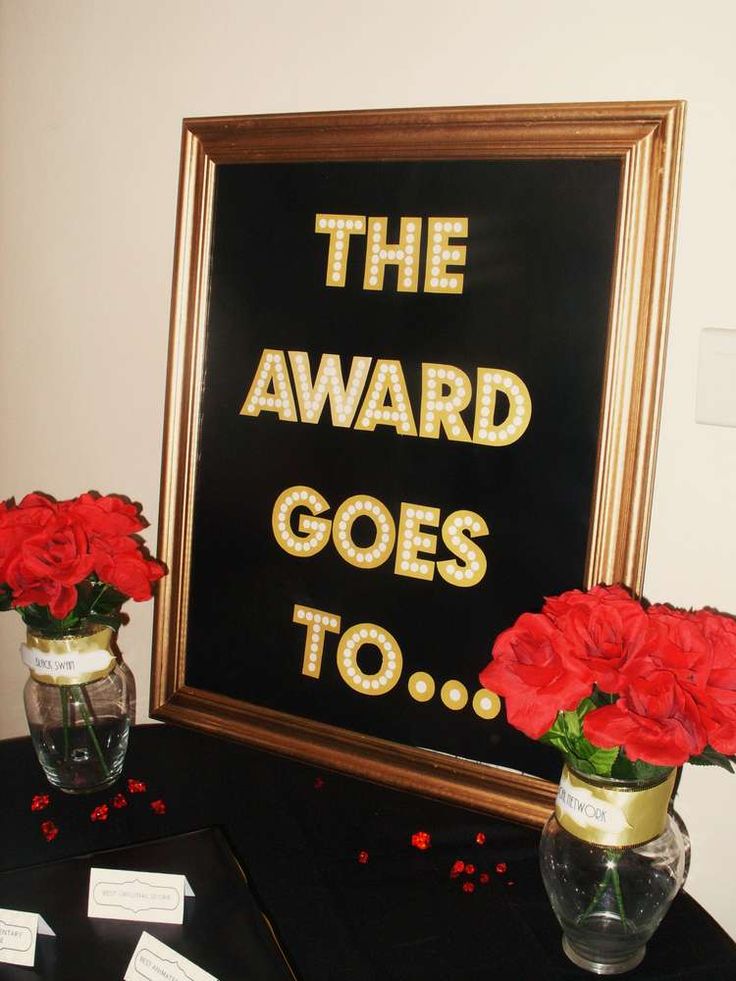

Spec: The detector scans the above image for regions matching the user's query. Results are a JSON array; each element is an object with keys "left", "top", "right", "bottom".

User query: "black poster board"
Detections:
[{"left": 152, "top": 104, "right": 684, "bottom": 823}]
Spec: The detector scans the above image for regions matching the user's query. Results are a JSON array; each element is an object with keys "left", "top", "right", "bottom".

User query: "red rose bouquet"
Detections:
[
  {"left": 479, "top": 584, "right": 736, "bottom": 780},
  {"left": 0, "top": 491, "right": 166, "bottom": 634}
]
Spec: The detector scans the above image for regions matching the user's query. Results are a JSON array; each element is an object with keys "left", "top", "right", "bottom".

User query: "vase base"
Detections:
[
  {"left": 562, "top": 935, "right": 645, "bottom": 975},
  {"left": 53, "top": 771, "right": 120, "bottom": 795}
]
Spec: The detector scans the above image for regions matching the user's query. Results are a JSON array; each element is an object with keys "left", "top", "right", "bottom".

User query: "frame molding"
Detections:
[{"left": 152, "top": 102, "right": 685, "bottom": 826}]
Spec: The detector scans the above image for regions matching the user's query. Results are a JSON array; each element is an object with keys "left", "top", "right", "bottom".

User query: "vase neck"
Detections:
[
  {"left": 555, "top": 765, "right": 676, "bottom": 848},
  {"left": 21, "top": 626, "right": 116, "bottom": 686}
]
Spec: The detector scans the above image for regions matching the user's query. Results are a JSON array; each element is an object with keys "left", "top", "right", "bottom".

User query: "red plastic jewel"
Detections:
[
  {"left": 475, "top": 832, "right": 486, "bottom": 845},
  {"left": 495, "top": 862, "right": 508, "bottom": 874},
  {"left": 450, "top": 860, "right": 465, "bottom": 878},
  {"left": 313, "top": 777, "right": 325, "bottom": 790},
  {"left": 40, "top": 820, "right": 58, "bottom": 842},
  {"left": 90, "top": 804, "right": 109, "bottom": 822},
  {"left": 127, "top": 778, "right": 147, "bottom": 794},
  {"left": 31, "top": 794, "right": 50, "bottom": 812},
  {"left": 465, "top": 863, "right": 476, "bottom": 876},
  {"left": 462, "top": 881, "right": 475, "bottom": 893},
  {"left": 411, "top": 830, "right": 432, "bottom": 851},
  {"left": 357, "top": 850, "right": 369, "bottom": 864},
  {"left": 150, "top": 799, "right": 167, "bottom": 815},
  {"left": 479, "top": 872, "right": 490, "bottom": 885},
  {"left": 112, "top": 793, "right": 128, "bottom": 809}
]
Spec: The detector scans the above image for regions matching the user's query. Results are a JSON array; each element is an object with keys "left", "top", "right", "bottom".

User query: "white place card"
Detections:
[
  {"left": 87, "top": 868, "right": 195, "bottom": 924},
  {"left": 124, "top": 931, "right": 218, "bottom": 981},
  {"left": 0, "top": 907, "right": 55, "bottom": 968}
]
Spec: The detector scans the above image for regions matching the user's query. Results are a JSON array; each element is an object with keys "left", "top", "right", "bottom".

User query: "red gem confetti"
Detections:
[
  {"left": 479, "top": 872, "right": 490, "bottom": 885},
  {"left": 357, "top": 850, "right": 369, "bottom": 864},
  {"left": 475, "top": 832, "right": 486, "bottom": 845},
  {"left": 127, "top": 778, "right": 147, "bottom": 794},
  {"left": 313, "top": 777, "right": 325, "bottom": 790},
  {"left": 495, "top": 862, "right": 508, "bottom": 874},
  {"left": 462, "top": 881, "right": 475, "bottom": 893},
  {"left": 112, "top": 793, "right": 128, "bottom": 809},
  {"left": 31, "top": 794, "right": 50, "bottom": 812},
  {"left": 450, "top": 860, "right": 465, "bottom": 878},
  {"left": 90, "top": 804, "right": 109, "bottom": 822},
  {"left": 150, "top": 799, "right": 167, "bottom": 815},
  {"left": 465, "top": 863, "right": 476, "bottom": 876},
  {"left": 411, "top": 830, "right": 432, "bottom": 851},
  {"left": 40, "top": 820, "right": 58, "bottom": 842}
]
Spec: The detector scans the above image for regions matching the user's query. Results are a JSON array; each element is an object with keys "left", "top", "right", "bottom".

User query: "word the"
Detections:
[
  {"left": 241, "top": 350, "right": 532, "bottom": 447},
  {"left": 273, "top": 485, "right": 489, "bottom": 588},
  {"left": 315, "top": 214, "right": 468, "bottom": 293}
]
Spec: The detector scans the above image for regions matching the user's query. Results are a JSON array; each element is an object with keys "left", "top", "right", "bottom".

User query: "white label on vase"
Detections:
[
  {"left": 125, "top": 932, "right": 218, "bottom": 981},
  {"left": 0, "top": 908, "right": 55, "bottom": 967},
  {"left": 556, "top": 770, "right": 632, "bottom": 835},
  {"left": 20, "top": 644, "right": 114, "bottom": 680},
  {"left": 87, "top": 869, "right": 195, "bottom": 924}
]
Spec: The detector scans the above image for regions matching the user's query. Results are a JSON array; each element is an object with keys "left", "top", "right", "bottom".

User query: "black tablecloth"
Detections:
[{"left": 1, "top": 725, "right": 734, "bottom": 980}]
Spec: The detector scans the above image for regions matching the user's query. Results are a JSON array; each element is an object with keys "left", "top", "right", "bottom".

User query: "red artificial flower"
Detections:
[
  {"left": 0, "top": 491, "right": 165, "bottom": 618},
  {"left": 0, "top": 493, "right": 63, "bottom": 568},
  {"left": 2, "top": 496, "right": 94, "bottom": 618},
  {"left": 583, "top": 670, "right": 707, "bottom": 766},
  {"left": 479, "top": 612, "right": 593, "bottom": 739},
  {"left": 542, "top": 585, "right": 650, "bottom": 693},
  {"left": 688, "top": 609, "right": 736, "bottom": 754},
  {"left": 89, "top": 535, "right": 165, "bottom": 601},
  {"left": 642, "top": 605, "right": 713, "bottom": 689},
  {"left": 66, "top": 492, "right": 145, "bottom": 538}
]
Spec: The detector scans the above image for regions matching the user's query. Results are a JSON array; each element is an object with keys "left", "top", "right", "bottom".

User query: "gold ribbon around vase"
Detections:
[
  {"left": 554, "top": 765, "right": 677, "bottom": 848},
  {"left": 21, "top": 626, "right": 116, "bottom": 686}
]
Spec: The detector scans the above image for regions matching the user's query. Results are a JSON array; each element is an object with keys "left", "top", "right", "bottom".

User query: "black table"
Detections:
[{"left": 1, "top": 725, "right": 734, "bottom": 980}]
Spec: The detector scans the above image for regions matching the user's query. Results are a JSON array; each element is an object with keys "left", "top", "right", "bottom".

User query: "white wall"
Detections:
[{"left": 2, "top": 0, "right": 735, "bottom": 939}]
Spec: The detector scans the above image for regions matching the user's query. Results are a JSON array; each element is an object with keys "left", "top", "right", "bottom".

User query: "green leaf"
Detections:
[
  {"left": 689, "top": 746, "right": 735, "bottom": 772},
  {"left": 560, "top": 709, "right": 581, "bottom": 739},
  {"left": 611, "top": 754, "right": 671, "bottom": 783},
  {"left": 540, "top": 730, "right": 571, "bottom": 755}
]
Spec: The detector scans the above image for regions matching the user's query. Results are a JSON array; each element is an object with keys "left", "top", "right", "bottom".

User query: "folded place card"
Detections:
[
  {"left": 88, "top": 868, "right": 195, "bottom": 924},
  {"left": 0, "top": 907, "right": 55, "bottom": 968},
  {"left": 124, "top": 931, "right": 218, "bottom": 981}
]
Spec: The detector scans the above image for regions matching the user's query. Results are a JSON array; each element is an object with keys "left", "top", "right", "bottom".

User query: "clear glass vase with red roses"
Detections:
[
  {"left": 23, "top": 622, "right": 133, "bottom": 793},
  {"left": 0, "top": 492, "right": 166, "bottom": 794},
  {"left": 479, "top": 584, "right": 736, "bottom": 975}
]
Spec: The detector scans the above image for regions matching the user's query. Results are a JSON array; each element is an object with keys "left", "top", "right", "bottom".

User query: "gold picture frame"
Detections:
[{"left": 151, "top": 102, "right": 685, "bottom": 826}]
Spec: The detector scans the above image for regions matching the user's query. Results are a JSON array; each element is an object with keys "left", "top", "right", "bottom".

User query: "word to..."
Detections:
[{"left": 292, "top": 603, "right": 501, "bottom": 719}]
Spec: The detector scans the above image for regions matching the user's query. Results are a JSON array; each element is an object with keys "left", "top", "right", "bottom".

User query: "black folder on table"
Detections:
[{"left": 0, "top": 827, "right": 297, "bottom": 980}]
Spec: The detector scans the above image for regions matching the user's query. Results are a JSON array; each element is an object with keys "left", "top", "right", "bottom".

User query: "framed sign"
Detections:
[{"left": 151, "top": 103, "right": 684, "bottom": 825}]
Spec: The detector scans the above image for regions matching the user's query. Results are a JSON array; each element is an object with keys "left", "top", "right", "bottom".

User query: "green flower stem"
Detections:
[
  {"left": 87, "top": 584, "right": 109, "bottom": 616},
  {"left": 73, "top": 685, "right": 109, "bottom": 778},
  {"left": 577, "top": 866, "right": 613, "bottom": 924},
  {"left": 576, "top": 852, "right": 631, "bottom": 932},
  {"left": 60, "top": 687, "right": 70, "bottom": 761},
  {"left": 611, "top": 862, "right": 629, "bottom": 928}
]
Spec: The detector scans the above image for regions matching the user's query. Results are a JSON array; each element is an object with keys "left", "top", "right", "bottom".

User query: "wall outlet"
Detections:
[{"left": 695, "top": 328, "right": 736, "bottom": 428}]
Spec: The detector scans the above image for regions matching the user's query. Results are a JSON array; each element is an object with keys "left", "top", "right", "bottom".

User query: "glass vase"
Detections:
[
  {"left": 22, "top": 625, "right": 131, "bottom": 794},
  {"left": 539, "top": 765, "right": 690, "bottom": 975}
]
